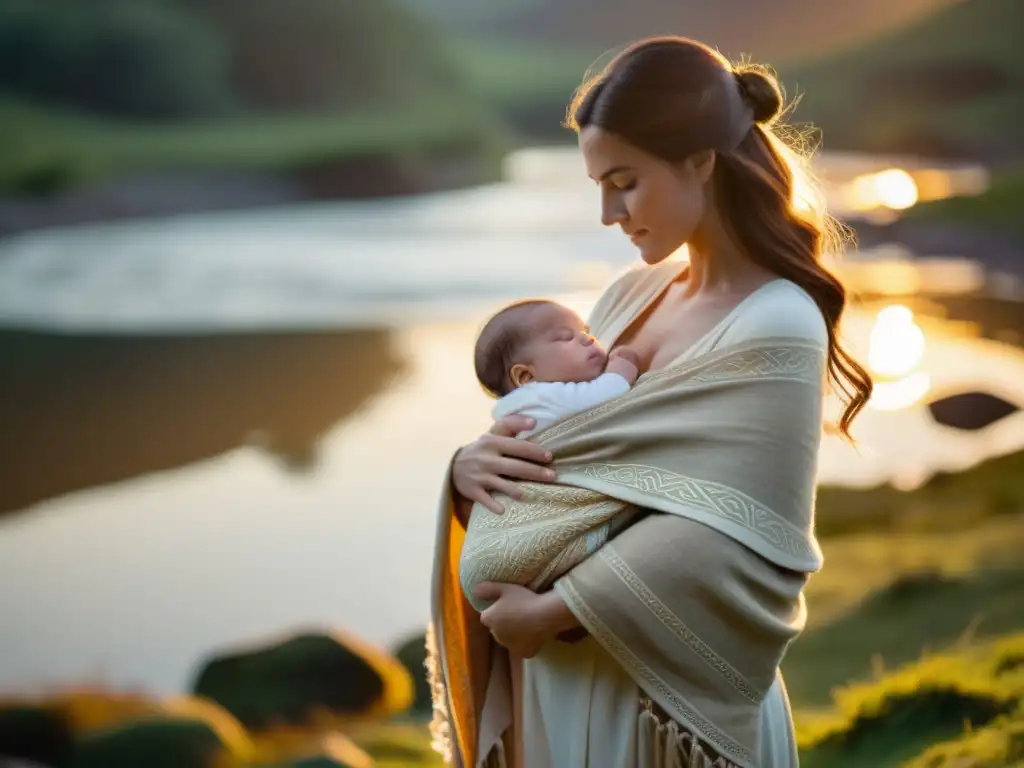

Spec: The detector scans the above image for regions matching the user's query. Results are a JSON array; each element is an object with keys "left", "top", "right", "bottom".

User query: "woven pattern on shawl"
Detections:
[
  {"left": 458, "top": 339, "right": 823, "bottom": 615},
  {"left": 460, "top": 484, "right": 636, "bottom": 612}
]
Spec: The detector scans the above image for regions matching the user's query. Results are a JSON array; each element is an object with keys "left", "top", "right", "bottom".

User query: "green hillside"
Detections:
[
  {"left": 0, "top": 0, "right": 506, "bottom": 195},
  {"left": 784, "top": 0, "right": 1023, "bottom": 158}
]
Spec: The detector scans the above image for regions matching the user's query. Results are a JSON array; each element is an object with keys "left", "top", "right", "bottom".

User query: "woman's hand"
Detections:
[
  {"left": 474, "top": 583, "right": 581, "bottom": 658},
  {"left": 452, "top": 416, "right": 555, "bottom": 515}
]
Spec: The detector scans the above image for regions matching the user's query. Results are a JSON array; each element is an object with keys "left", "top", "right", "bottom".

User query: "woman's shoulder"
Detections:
[{"left": 727, "top": 279, "right": 828, "bottom": 348}]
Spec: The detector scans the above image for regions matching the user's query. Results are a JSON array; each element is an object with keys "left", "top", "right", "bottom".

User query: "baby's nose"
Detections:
[{"left": 580, "top": 332, "right": 595, "bottom": 345}]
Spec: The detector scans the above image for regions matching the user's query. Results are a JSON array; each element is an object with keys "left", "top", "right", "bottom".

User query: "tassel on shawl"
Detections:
[
  {"left": 425, "top": 622, "right": 456, "bottom": 764},
  {"left": 639, "top": 697, "right": 739, "bottom": 768}
]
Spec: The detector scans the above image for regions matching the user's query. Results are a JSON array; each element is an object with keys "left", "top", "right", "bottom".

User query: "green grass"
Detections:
[
  {"left": 797, "top": 634, "right": 1024, "bottom": 768},
  {"left": 788, "top": 560, "right": 1024, "bottom": 707},
  {"left": 904, "top": 167, "right": 1024, "bottom": 244},
  {"left": 447, "top": 38, "right": 599, "bottom": 109},
  {"left": 815, "top": 449, "right": 1024, "bottom": 540},
  {"left": 0, "top": 96, "right": 507, "bottom": 194},
  {"left": 803, "top": 515, "right": 1024, "bottom": 629},
  {"left": 0, "top": 457, "right": 1019, "bottom": 766}
]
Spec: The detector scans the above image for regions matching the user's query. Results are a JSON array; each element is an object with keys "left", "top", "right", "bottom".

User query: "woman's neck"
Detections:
[{"left": 682, "top": 208, "right": 774, "bottom": 297}]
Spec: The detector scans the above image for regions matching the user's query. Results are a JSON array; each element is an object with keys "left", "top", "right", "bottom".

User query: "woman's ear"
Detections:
[
  {"left": 692, "top": 150, "right": 716, "bottom": 184},
  {"left": 509, "top": 363, "right": 534, "bottom": 388}
]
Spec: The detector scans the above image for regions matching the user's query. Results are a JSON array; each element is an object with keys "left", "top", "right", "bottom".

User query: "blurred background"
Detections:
[{"left": 0, "top": 0, "right": 1022, "bottom": 766}]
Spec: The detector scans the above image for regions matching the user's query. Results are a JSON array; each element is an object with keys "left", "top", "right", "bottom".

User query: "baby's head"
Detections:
[{"left": 474, "top": 300, "right": 608, "bottom": 397}]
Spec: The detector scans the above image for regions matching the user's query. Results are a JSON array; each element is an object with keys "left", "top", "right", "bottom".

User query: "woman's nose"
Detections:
[{"left": 600, "top": 190, "right": 627, "bottom": 227}]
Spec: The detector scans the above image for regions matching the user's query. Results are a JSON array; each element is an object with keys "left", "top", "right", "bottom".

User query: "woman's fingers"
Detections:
[
  {"left": 474, "top": 581, "right": 504, "bottom": 602},
  {"left": 489, "top": 414, "right": 535, "bottom": 437},
  {"left": 493, "top": 457, "right": 556, "bottom": 484},
  {"left": 490, "top": 477, "right": 526, "bottom": 502},
  {"left": 467, "top": 488, "right": 505, "bottom": 516},
  {"left": 467, "top": 478, "right": 522, "bottom": 516},
  {"left": 484, "top": 434, "right": 552, "bottom": 465}
]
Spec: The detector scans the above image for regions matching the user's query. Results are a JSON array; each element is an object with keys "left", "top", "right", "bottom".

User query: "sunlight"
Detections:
[
  {"left": 874, "top": 168, "right": 920, "bottom": 209},
  {"left": 850, "top": 168, "right": 920, "bottom": 211},
  {"left": 869, "top": 372, "right": 933, "bottom": 412},
  {"left": 866, "top": 304, "right": 932, "bottom": 411},
  {"left": 868, "top": 305, "right": 926, "bottom": 377},
  {"left": 791, "top": 168, "right": 818, "bottom": 214}
]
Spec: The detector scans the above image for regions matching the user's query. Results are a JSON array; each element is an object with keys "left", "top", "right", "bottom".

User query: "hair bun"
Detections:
[{"left": 735, "top": 68, "right": 782, "bottom": 124}]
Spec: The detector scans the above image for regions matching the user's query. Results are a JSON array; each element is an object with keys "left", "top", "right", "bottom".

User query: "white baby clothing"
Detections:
[{"left": 491, "top": 372, "right": 631, "bottom": 438}]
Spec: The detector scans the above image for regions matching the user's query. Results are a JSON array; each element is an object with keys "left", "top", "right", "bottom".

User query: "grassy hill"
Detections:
[
  {"left": 413, "top": 0, "right": 955, "bottom": 61},
  {"left": 904, "top": 166, "right": 1024, "bottom": 245},
  {"left": 0, "top": 97, "right": 503, "bottom": 196},
  {"left": 439, "top": 0, "right": 1018, "bottom": 153},
  {"left": 0, "top": 0, "right": 509, "bottom": 196},
  {"left": 784, "top": 0, "right": 1023, "bottom": 158},
  {"left": 797, "top": 632, "right": 1024, "bottom": 768}
]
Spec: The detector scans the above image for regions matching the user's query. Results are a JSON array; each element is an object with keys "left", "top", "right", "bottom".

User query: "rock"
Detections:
[
  {"left": 258, "top": 730, "right": 373, "bottom": 768},
  {"left": 0, "top": 705, "right": 73, "bottom": 767},
  {"left": 67, "top": 716, "right": 246, "bottom": 768},
  {"left": 393, "top": 632, "right": 432, "bottom": 717},
  {"left": 191, "top": 631, "right": 413, "bottom": 729}
]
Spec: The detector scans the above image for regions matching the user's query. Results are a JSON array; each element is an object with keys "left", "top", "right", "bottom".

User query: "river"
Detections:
[{"left": 0, "top": 147, "right": 1020, "bottom": 696}]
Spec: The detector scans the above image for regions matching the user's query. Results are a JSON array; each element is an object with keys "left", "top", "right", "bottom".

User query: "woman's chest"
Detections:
[{"left": 613, "top": 291, "right": 737, "bottom": 373}]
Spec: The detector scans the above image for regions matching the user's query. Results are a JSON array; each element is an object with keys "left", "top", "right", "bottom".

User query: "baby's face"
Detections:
[{"left": 515, "top": 303, "right": 608, "bottom": 385}]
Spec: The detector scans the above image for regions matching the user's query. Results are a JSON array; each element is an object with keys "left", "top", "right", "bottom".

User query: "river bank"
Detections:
[
  {"left": 0, "top": 97, "right": 507, "bottom": 239},
  {"left": 0, "top": 155, "right": 496, "bottom": 240}
]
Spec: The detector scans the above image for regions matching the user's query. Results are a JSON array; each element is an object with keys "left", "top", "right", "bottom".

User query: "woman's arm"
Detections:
[
  {"left": 474, "top": 582, "right": 583, "bottom": 658},
  {"left": 451, "top": 414, "right": 555, "bottom": 515}
]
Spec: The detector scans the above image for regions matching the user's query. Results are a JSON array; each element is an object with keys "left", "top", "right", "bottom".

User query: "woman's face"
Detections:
[{"left": 579, "top": 126, "right": 712, "bottom": 265}]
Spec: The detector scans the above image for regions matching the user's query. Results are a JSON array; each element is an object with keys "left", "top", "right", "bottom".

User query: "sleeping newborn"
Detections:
[{"left": 474, "top": 299, "right": 640, "bottom": 436}]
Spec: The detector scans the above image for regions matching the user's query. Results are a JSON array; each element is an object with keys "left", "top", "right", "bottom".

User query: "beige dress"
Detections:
[{"left": 512, "top": 264, "right": 818, "bottom": 767}]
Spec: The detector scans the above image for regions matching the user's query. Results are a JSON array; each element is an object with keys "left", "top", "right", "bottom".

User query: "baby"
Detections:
[{"left": 474, "top": 299, "right": 640, "bottom": 435}]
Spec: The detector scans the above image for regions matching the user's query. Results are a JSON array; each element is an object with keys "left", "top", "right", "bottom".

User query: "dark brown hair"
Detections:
[
  {"left": 474, "top": 299, "right": 552, "bottom": 398},
  {"left": 566, "top": 36, "right": 872, "bottom": 438}
]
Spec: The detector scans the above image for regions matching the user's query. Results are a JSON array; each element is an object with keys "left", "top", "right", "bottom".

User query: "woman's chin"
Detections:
[{"left": 638, "top": 244, "right": 671, "bottom": 265}]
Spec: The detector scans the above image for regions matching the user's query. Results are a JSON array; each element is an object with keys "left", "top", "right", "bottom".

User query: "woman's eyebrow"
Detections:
[{"left": 595, "top": 165, "right": 632, "bottom": 183}]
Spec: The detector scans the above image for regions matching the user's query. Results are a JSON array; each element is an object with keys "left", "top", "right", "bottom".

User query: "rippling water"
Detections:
[{"left": 0, "top": 148, "right": 1019, "bottom": 696}]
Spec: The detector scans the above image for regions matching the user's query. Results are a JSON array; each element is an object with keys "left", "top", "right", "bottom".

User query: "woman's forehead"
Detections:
[{"left": 579, "top": 127, "right": 643, "bottom": 177}]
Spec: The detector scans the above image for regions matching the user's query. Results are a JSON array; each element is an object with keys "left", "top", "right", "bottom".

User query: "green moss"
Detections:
[
  {"left": 68, "top": 716, "right": 247, "bottom": 768},
  {"left": 798, "top": 635, "right": 1024, "bottom": 768},
  {"left": 903, "top": 707, "right": 1024, "bottom": 767},
  {"left": 787, "top": 563, "right": 1024, "bottom": 707}
]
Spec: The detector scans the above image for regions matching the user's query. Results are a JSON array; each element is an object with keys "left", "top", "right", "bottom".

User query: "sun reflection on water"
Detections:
[{"left": 866, "top": 305, "right": 933, "bottom": 412}]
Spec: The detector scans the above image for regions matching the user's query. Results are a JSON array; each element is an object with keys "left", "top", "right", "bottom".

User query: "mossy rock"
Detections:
[
  {"left": 67, "top": 716, "right": 242, "bottom": 768},
  {"left": 263, "top": 730, "right": 374, "bottom": 768},
  {"left": 393, "top": 632, "right": 432, "bottom": 717},
  {"left": 192, "top": 631, "right": 413, "bottom": 729},
  {"left": 0, "top": 704, "right": 74, "bottom": 766},
  {"left": 288, "top": 757, "right": 362, "bottom": 768}
]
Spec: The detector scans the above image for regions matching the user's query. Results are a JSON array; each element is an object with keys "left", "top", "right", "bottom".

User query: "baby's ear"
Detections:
[{"left": 509, "top": 363, "right": 534, "bottom": 388}]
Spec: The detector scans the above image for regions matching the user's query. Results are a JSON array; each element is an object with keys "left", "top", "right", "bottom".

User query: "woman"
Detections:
[{"left": 434, "top": 36, "right": 872, "bottom": 768}]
